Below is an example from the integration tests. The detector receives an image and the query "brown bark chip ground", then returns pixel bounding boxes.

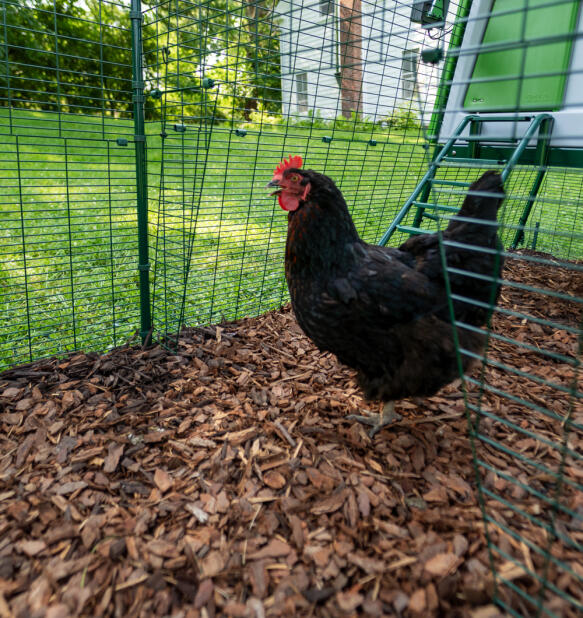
[1,251,581,617]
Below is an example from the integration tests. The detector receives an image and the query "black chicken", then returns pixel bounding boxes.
[268,156,505,436]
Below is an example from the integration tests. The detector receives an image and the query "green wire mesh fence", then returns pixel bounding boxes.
[1,0,139,364]
[141,0,455,344]
[0,0,582,615]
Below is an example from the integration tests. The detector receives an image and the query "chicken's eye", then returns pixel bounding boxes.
[289,174,300,183]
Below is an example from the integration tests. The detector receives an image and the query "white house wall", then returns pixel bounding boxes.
[275,0,455,123]
[276,0,338,119]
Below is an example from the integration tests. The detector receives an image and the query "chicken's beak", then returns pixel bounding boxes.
[267,179,281,197]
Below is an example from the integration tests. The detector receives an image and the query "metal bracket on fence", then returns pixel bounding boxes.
[422,47,444,64]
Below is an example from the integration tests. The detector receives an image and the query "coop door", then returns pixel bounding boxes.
[464,0,580,111]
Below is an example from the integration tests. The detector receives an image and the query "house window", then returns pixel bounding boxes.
[296,72,308,112]
[319,0,333,16]
[370,0,387,64]
[401,49,418,100]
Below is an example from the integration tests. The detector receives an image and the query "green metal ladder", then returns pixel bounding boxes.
[379,113,554,247]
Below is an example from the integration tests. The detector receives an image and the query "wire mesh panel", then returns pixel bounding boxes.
[0,0,140,368]
[1,1,582,613]
[141,0,460,341]
[0,0,463,360]
[408,1,583,615]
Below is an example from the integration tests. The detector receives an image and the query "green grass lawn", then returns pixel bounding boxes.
[1,108,582,369]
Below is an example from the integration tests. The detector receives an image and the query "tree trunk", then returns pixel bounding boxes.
[339,0,363,118]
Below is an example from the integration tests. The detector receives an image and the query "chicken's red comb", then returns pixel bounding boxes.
[274,155,303,176]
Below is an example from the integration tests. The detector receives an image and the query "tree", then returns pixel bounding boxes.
[1,0,282,122]
[143,0,282,123]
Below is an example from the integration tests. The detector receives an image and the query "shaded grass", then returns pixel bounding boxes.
[1,108,582,369]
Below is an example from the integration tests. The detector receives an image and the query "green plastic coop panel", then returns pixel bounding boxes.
[464,0,579,111]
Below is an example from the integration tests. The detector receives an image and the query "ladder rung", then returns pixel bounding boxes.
[413,201,460,213]
[397,225,427,235]
[380,113,552,248]
[442,157,506,166]
[430,179,471,187]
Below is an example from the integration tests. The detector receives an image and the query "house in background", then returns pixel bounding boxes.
[274,0,455,123]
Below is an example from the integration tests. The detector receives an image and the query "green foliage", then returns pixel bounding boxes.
[383,105,423,131]
[331,111,377,132]
[1,0,282,122]
[286,110,379,132]
[241,110,393,135]
[243,107,282,127]
[286,109,331,129]
[0,0,152,116]
[143,0,282,122]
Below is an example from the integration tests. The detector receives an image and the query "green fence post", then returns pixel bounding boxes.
[130,0,152,343]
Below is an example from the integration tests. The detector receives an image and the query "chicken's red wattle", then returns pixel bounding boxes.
[278,193,300,212]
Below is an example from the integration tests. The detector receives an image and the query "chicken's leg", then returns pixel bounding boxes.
[346,401,402,437]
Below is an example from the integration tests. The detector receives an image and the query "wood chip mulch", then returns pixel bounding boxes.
[1,250,581,618]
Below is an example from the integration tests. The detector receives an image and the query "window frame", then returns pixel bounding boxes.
[401,48,419,101]
[318,0,333,16]
[296,71,309,112]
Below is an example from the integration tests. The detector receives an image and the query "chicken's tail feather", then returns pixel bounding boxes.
[454,170,505,223]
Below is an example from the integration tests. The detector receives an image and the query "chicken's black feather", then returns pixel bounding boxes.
[282,168,505,404]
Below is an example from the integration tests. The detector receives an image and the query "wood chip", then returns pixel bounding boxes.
[248,539,291,560]
[154,468,173,493]
[424,553,461,577]
[263,470,286,489]
[16,540,47,557]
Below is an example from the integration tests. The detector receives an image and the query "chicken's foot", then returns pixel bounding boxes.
[346,401,402,437]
